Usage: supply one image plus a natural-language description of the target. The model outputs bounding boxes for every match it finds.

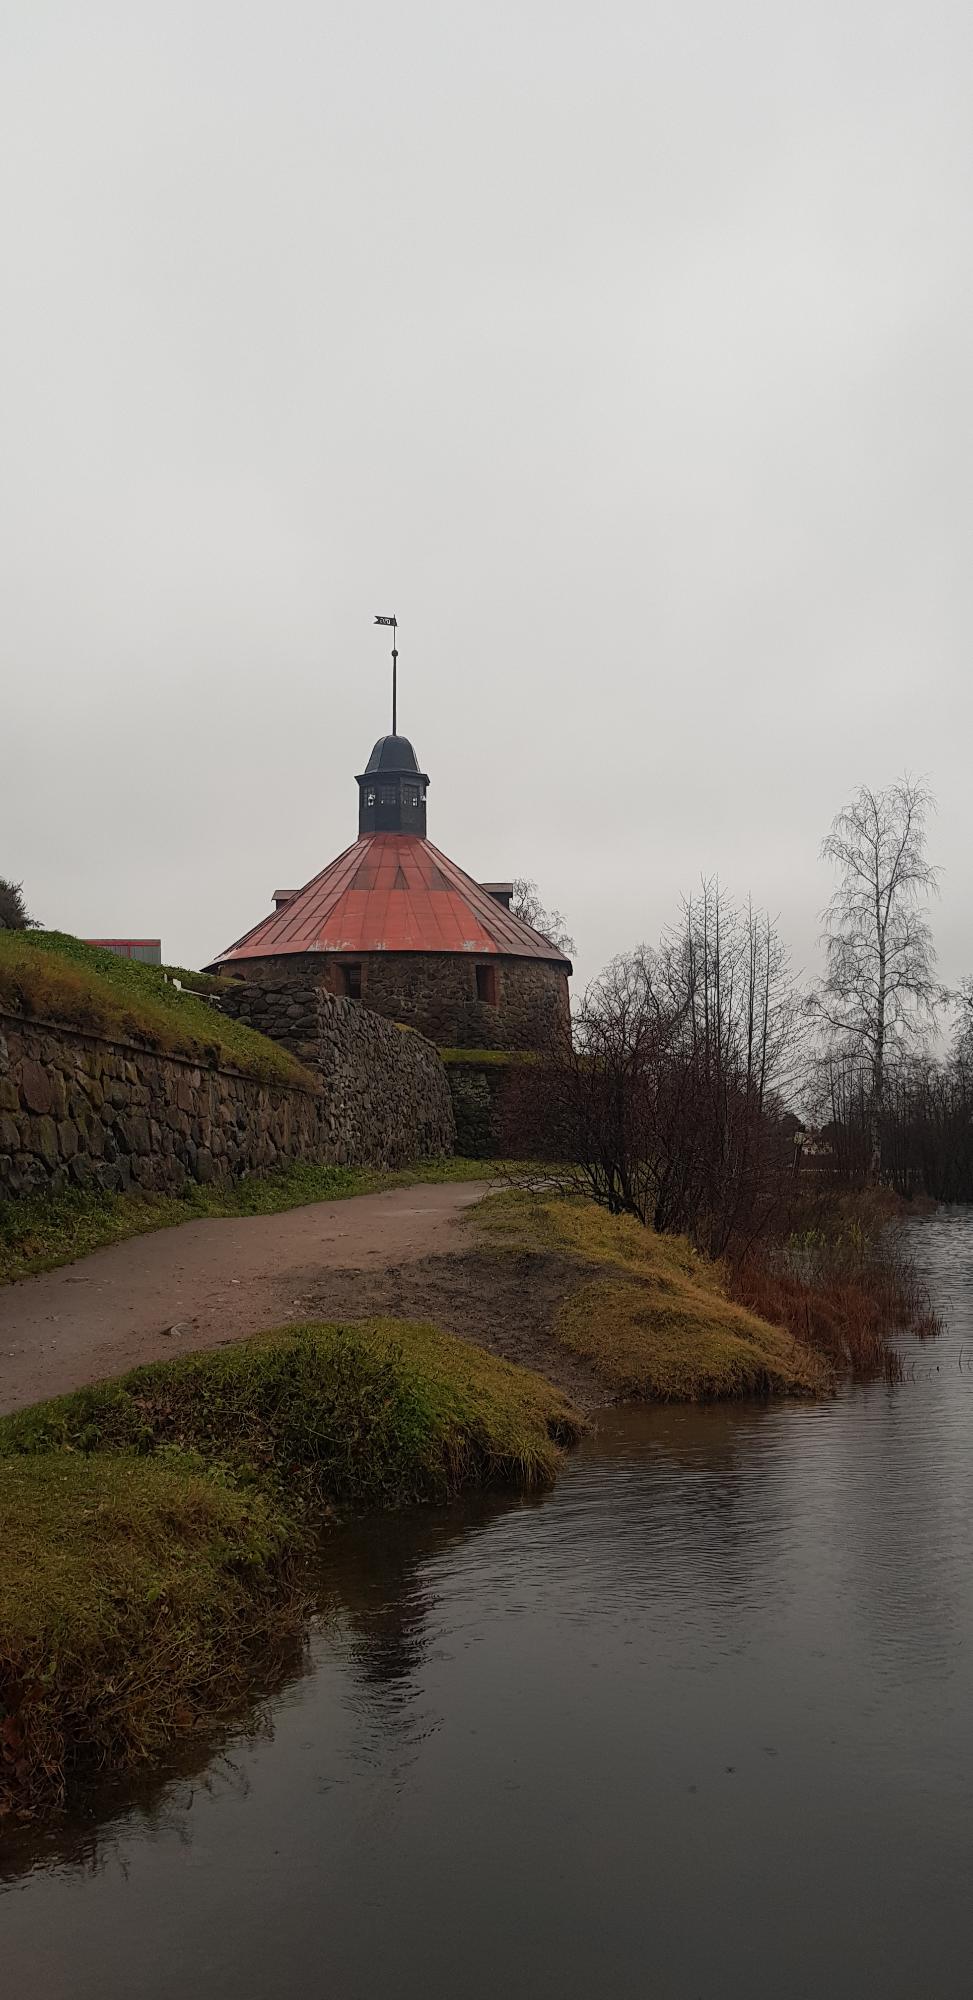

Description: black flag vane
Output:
[374,614,399,733]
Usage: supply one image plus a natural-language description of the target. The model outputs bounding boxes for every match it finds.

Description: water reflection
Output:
[2,1210,972,2000]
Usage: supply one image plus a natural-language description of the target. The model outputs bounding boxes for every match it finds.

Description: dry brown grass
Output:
[474,1192,829,1401]
[727,1213,943,1383]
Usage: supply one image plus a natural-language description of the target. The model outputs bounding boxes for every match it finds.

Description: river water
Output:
[3,1210,972,1998]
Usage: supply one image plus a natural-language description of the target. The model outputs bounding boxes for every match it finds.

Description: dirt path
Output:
[0,1182,490,1414]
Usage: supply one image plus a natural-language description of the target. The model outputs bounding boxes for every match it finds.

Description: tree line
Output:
[515,776,972,1248]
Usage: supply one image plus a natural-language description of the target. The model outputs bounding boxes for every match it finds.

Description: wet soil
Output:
[292,1247,604,1408]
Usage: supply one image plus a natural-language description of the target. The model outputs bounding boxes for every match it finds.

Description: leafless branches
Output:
[546,882,803,1255]
[510,879,575,958]
[810,777,941,1177]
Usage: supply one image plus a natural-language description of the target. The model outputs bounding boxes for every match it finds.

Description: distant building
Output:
[206,727,571,1050]
[85,939,162,965]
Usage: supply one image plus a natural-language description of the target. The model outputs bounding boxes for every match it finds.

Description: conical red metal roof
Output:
[210,834,572,968]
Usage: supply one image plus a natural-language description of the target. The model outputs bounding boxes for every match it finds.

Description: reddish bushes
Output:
[727,1209,941,1384]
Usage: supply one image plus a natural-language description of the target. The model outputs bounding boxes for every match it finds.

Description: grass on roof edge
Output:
[438,1046,537,1065]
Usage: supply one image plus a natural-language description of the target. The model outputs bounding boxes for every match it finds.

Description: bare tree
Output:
[813,778,941,1179]
[528,882,804,1254]
[955,978,973,1078]
[0,879,37,930]
[510,878,575,957]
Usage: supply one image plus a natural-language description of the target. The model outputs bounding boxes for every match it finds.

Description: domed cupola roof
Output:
[363,734,421,776]
[356,733,430,837]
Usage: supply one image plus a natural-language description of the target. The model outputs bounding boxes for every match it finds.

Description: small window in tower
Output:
[340,963,362,1000]
[476,964,498,1006]
[366,789,376,807]
[409,790,419,807]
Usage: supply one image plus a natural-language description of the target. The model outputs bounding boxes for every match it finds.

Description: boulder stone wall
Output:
[0,999,454,1202]
[216,980,455,1166]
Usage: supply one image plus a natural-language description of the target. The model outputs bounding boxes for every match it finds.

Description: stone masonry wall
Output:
[0,1001,454,1203]
[226,952,570,1051]
[216,981,455,1160]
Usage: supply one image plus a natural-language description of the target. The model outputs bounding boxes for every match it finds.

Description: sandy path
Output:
[0,1182,489,1414]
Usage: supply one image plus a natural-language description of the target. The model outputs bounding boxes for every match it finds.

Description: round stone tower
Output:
[208,729,572,1052]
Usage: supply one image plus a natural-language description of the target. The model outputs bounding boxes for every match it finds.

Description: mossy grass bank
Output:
[0,1455,295,1821]
[0,1320,582,1820]
[0,1155,499,1286]
[0,929,310,1088]
[473,1190,829,1400]
[0,1318,581,1501]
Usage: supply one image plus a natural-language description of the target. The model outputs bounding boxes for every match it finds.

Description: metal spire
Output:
[374,615,398,733]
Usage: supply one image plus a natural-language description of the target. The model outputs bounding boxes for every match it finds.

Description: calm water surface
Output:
[3,1209,972,1998]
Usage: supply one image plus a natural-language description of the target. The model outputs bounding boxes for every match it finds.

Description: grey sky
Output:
[3,0,970,997]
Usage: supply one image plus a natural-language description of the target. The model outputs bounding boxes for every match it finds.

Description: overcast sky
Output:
[2,0,970,996]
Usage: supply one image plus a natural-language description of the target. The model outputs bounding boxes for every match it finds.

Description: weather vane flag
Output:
[374,614,399,733]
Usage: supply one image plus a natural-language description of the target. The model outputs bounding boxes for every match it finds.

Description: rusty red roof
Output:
[209,834,572,968]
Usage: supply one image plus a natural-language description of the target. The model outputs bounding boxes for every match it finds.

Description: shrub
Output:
[0,880,35,931]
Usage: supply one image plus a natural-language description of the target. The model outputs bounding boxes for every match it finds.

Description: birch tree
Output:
[815,779,940,1179]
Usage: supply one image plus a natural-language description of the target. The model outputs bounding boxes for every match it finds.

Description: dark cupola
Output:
[356,735,430,836]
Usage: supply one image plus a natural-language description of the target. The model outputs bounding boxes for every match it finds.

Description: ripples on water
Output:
[3,1211,972,1999]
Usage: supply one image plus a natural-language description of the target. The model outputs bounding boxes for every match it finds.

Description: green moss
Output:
[0,1156,496,1285]
[0,931,311,1088]
[474,1191,830,1401]
[438,1047,535,1065]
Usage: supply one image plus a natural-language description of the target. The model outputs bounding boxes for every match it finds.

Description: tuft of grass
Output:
[0,1155,497,1286]
[474,1191,829,1401]
[0,930,312,1088]
[0,1454,297,1820]
[0,1319,583,1502]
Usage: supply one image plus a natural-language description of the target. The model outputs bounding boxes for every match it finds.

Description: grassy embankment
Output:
[0,928,501,1283]
[0,929,311,1086]
[473,1191,831,1400]
[0,1320,581,1819]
